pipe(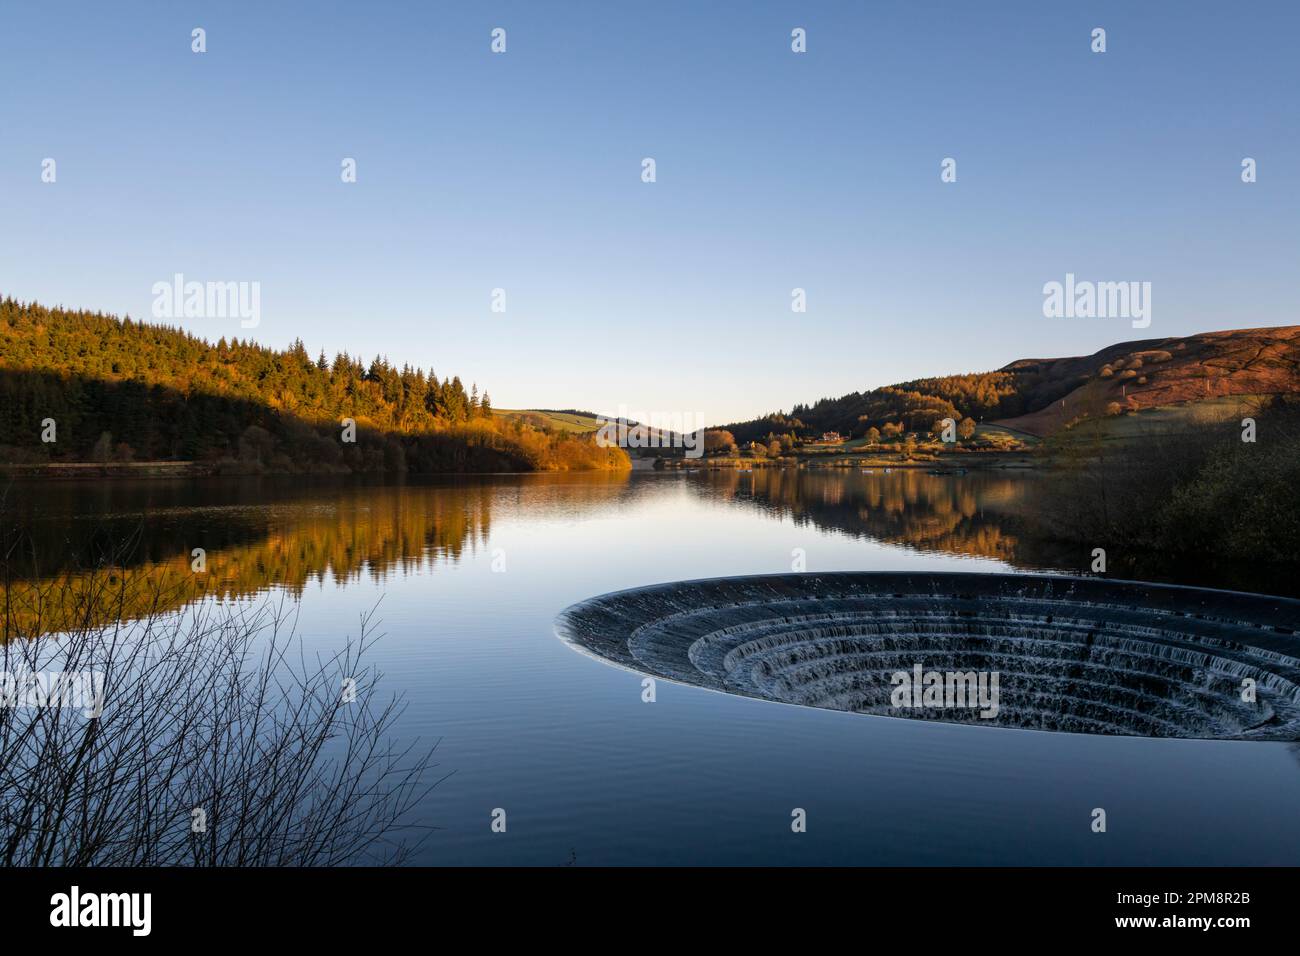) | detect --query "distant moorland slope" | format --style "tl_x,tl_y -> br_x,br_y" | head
724,326 -> 1300,443
491,408 -> 603,434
